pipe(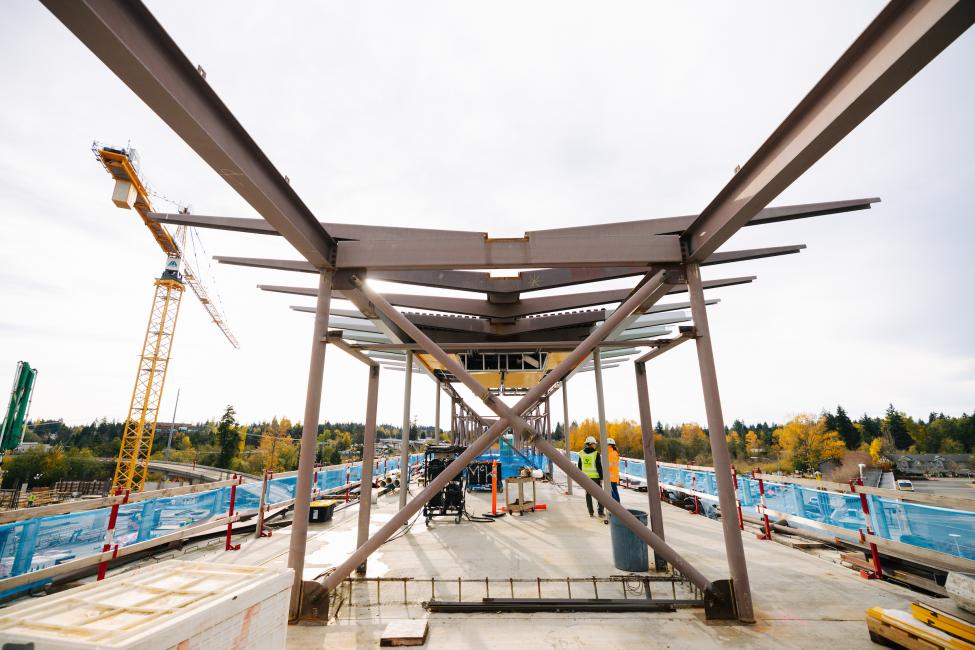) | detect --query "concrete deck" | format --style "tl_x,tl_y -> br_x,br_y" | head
169,476 -> 917,648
